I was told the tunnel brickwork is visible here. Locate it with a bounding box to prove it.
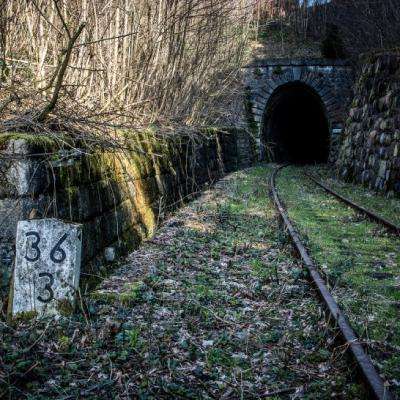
[244,58,354,162]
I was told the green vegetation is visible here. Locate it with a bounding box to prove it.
[309,164,400,226]
[120,281,146,305]
[273,65,284,75]
[0,132,56,148]
[252,21,322,60]
[277,165,400,392]
[244,87,259,136]
[321,24,347,59]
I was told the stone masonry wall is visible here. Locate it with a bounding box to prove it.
[337,52,400,196]
[0,129,251,299]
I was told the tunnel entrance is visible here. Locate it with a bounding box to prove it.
[262,82,330,164]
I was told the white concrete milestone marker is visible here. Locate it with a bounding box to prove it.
[11,219,82,317]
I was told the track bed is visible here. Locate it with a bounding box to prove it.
[1,166,366,399]
[274,165,400,399]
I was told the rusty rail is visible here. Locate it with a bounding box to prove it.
[305,172,400,235]
[270,165,393,400]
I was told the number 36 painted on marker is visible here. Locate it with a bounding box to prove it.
[25,232,69,264]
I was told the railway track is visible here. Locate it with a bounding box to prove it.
[304,171,400,235]
[270,164,394,400]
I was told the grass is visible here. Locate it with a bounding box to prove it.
[277,165,400,395]
[308,164,400,226]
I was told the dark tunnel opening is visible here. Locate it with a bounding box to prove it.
[262,82,330,164]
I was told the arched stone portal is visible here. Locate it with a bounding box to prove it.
[244,59,354,161]
[263,82,330,163]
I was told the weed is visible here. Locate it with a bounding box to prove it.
[120,281,146,305]
[251,258,278,283]
[127,328,142,350]
[273,65,283,75]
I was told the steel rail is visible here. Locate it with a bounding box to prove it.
[305,172,400,235]
[270,165,393,400]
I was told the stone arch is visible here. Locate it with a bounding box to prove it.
[244,59,354,160]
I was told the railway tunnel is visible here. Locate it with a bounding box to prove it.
[262,82,330,164]
[244,58,354,163]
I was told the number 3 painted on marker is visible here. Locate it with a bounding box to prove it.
[25,231,41,262]
[37,272,54,303]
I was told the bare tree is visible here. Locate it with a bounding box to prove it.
[0,0,258,140]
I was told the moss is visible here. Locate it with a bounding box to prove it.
[0,132,56,149]
[244,88,259,137]
[65,185,79,198]
[90,281,145,306]
[57,299,75,316]
[58,164,72,186]
[12,310,39,322]
[119,226,142,249]
[57,152,105,189]
[254,67,263,78]
[272,65,283,75]
[58,335,71,351]
[119,281,145,305]
[90,291,118,303]
[132,178,157,236]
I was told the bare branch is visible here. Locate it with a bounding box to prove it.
[37,22,86,122]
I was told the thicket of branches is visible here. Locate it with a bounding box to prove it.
[0,0,256,139]
[254,0,315,38]
[256,0,400,58]
[309,0,400,56]
[2,0,396,141]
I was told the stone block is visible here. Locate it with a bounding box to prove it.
[251,107,263,116]
[11,219,82,317]
[378,160,388,178]
[3,141,51,197]
[379,133,391,146]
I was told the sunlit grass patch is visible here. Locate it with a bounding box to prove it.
[277,165,400,389]
[308,164,400,226]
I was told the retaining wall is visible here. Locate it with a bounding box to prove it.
[337,52,400,196]
[0,128,253,299]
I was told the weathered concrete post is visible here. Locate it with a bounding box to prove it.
[10,218,82,317]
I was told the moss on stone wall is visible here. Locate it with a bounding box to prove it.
[0,133,56,149]
[1,127,254,301]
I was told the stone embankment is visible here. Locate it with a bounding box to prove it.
[0,129,254,298]
[337,52,400,196]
